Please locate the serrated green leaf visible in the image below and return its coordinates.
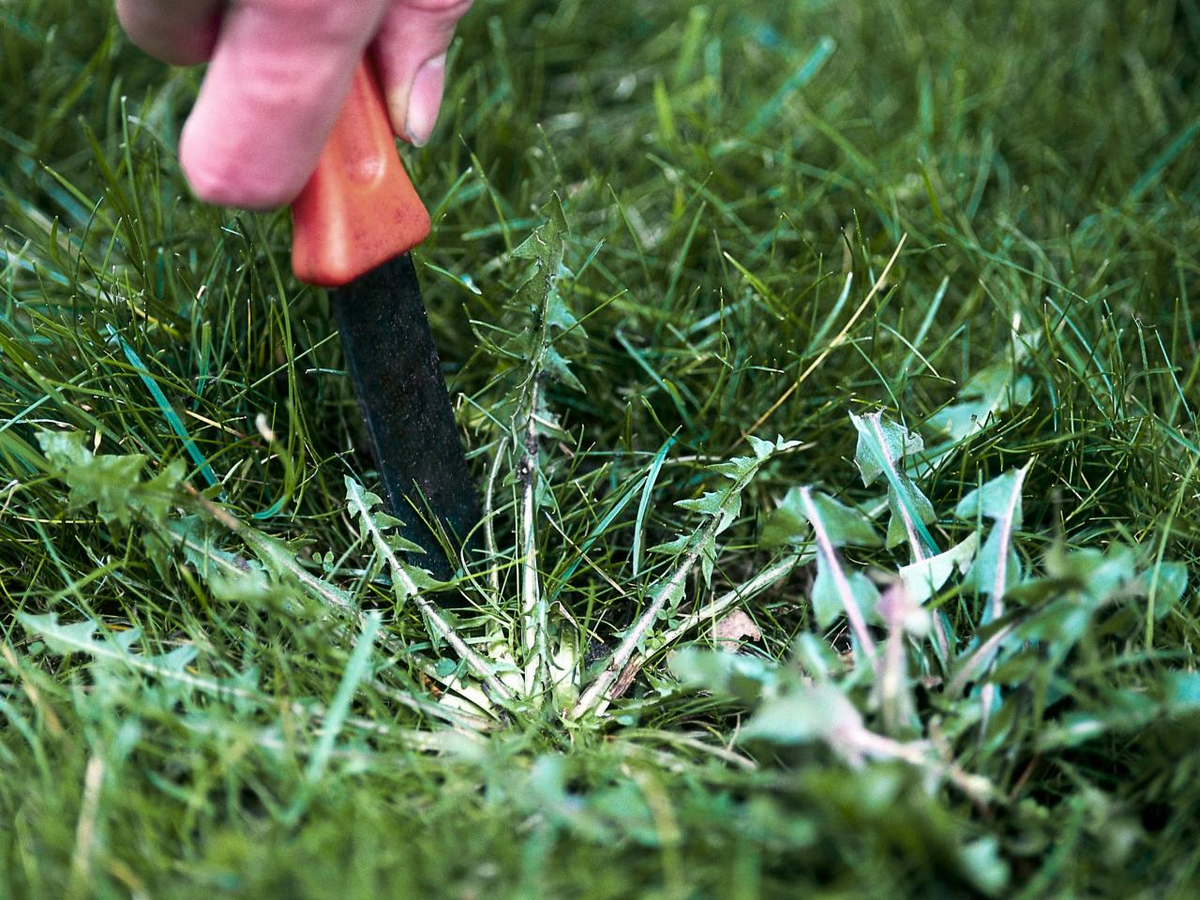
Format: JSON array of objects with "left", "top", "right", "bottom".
[
  {"left": 851, "top": 412, "right": 924, "bottom": 486},
  {"left": 761, "top": 487, "right": 812, "bottom": 549},
  {"left": 739, "top": 685, "right": 863, "bottom": 745},
  {"left": 884, "top": 488, "right": 938, "bottom": 551},
  {"left": 898, "top": 533, "right": 979, "bottom": 604},
  {"left": 928, "top": 360, "right": 1033, "bottom": 444},
  {"left": 648, "top": 533, "right": 691, "bottom": 556},
  {"left": 697, "top": 530, "right": 718, "bottom": 587},
  {"left": 236, "top": 526, "right": 356, "bottom": 612},
  {"left": 546, "top": 292, "right": 580, "bottom": 333},
  {"left": 746, "top": 434, "right": 775, "bottom": 458},
  {"left": 40, "top": 430, "right": 147, "bottom": 527},
  {"left": 798, "top": 489, "right": 881, "bottom": 548},
  {"left": 37, "top": 429, "right": 91, "bottom": 468},
  {"left": 670, "top": 647, "right": 781, "bottom": 704},
  {"left": 37, "top": 430, "right": 184, "bottom": 533},
  {"left": 850, "top": 411, "right": 938, "bottom": 557},
  {"left": 19, "top": 613, "right": 202, "bottom": 689},
  {"left": 345, "top": 476, "right": 429, "bottom": 602},
  {"left": 159, "top": 644, "right": 200, "bottom": 672},
  {"left": 512, "top": 196, "right": 568, "bottom": 260},
  {"left": 955, "top": 465, "right": 1030, "bottom": 603},
  {"left": 543, "top": 345, "right": 584, "bottom": 392},
  {"left": 20, "top": 612, "right": 101, "bottom": 656},
  {"left": 651, "top": 575, "right": 686, "bottom": 616},
  {"left": 954, "top": 466, "right": 1028, "bottom": 527},
  {"left": 812, "top": 562, "right": 880, "bottom": 629},
  {"left": 1140, "top": 561, "right": 1189, "bottom": 619}
]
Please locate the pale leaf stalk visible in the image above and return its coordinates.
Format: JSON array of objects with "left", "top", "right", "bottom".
[
  {"left": 931, "top": 613, "right": 952, "bottom": 668},
  {"left": 658, "top": 552, "right": 806, "bottom": 649},
  {"left": 859, "top": 410, "right": 950, "bottom": 676},
  {"left": 977, "top": 464, "right": 1028, "bottom": 735},
  {"left": 570, "top": 518, "right": 717, "bottom": 719},
  {"left": 478, "top": 435, "right": 522, "bottom": 689},
  {"left": 347, "top": 490, "right": 515, "bottom": 704},
  {"left": 570, "top": 440, "right": 795, "bottom": 719},
  {"left": 876, "top": 583, "right": 917, "bottom": 734},
  {"left": 370, "top": 679, "right": 494, "bottom": 732},
  {"left": 801, "top": 487, "right": 877, "bottom": 658},
  {"left": 482, "top": 434, "right": 510, "bottom": 595},
  {"left": 518, "top": 381, "right": 549, "bottom": 697},
  {"left": 590, "top": 552, "right": 806, "bottom": 717},
  {"left": 857, "top": 412, "right": 954, "bottom": 665},
  {"left": 66, "top": 752, "right": 104, "bottom": 900},
  {"left": 848, "top": 729, "right": 994, "bottom": 805},
  {"left": 170, "top": 519, "right": 497, "bottom": 713},
  {"left": 866, "top": 411, "right": 930, "bottom": 563},
  {"left": 987, "top": 466, "right": 1028, "bottom": 614}
]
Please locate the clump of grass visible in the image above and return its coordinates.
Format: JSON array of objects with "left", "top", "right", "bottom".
[{"left": 3, "top": 0, "right": 1200, "bottom": 896}]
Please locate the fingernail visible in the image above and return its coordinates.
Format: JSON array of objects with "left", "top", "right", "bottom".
[{"left": 405, "top": 54, "right": 446, "bottom": 147}]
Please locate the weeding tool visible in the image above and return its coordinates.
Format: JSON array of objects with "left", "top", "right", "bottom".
[{"left": 290, "top": 59, "right": 477, "bottom": 579}]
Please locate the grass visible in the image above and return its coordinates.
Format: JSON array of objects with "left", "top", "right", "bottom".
[{"left": 2, "top": 0, "right": 1200, "bottom": 895}]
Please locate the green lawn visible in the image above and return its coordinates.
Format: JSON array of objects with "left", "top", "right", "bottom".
[{"left": 3, "top": 0, "right": 1200, "bottom": 896}]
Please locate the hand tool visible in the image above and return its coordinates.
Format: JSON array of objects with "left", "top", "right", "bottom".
[{"left": 290, "top": 59, "right": 477, "bottom": 579}]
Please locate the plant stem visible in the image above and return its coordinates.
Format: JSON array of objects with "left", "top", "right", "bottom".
[
  {"left": 569, "top": 519, "right": 715, "bottom": 720},
  {"left": 518, "top": 380, "right": 549, "bottom": 697}
]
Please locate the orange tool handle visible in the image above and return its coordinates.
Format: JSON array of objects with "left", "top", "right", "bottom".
[{"left": 291, "top": 59, "right": 431, "bottom": 287}]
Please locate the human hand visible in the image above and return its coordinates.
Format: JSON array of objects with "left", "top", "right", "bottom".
[{"left": 117, "top": 0, "right": 471, "bottom": 209}]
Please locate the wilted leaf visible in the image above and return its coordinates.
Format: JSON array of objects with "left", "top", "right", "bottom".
[{"left": 713, "top": 609, "right": 762, "bottom": 649}]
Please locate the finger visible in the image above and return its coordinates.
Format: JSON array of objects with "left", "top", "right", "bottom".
[
  {"left": 115, "top": 0, "right": 224, "bottom": 66},
  {"left": 372, "top": 0, "right": 472, "bottom": 146},
  {"left": 180, "top": 0, "right": 389, "bottom": 209}
]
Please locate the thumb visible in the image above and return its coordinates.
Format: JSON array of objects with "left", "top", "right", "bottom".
[
  {"left": 179, "top": 0, "right": 387, "bottom": 209},
  {"left": 372, "top": 0, "right": 472, "bottom": 147}
]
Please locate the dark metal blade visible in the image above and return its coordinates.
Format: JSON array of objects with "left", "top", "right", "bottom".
[{"left": 331, "top": 252, "right": 478, "bottom": 578}]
